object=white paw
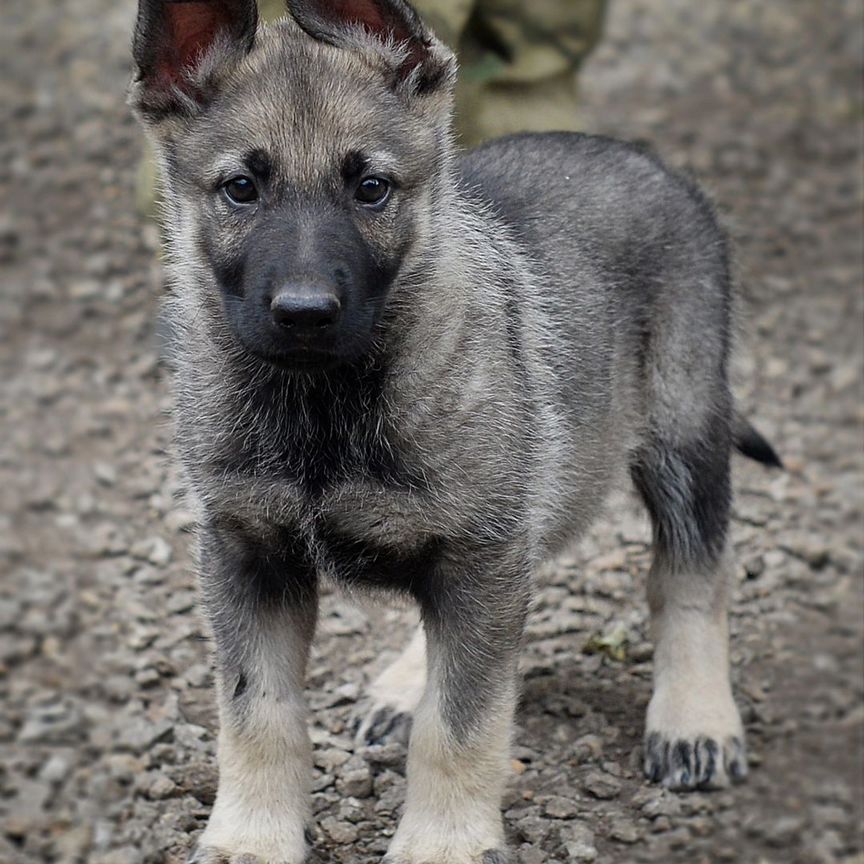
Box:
[644,685,747,790]
[192,807,308,864]
[385,800,507,864]
[354,627,426,747]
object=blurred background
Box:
[0,1,862,863]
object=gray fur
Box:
[131,1,762,860]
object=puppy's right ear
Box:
[131,0,258,120]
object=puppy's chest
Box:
[252,414,437,587]
[276,476,439,593]
[207,372,447,586]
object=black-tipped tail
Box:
[733,414,783,468]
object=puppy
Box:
[130,1,780,861]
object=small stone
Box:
[582,770,621,800]
[518,845,546,864]
[166,590,196,615]
[311,771,335,792]
[609,818,639,844]
[320,815,359,843]
[639,790,682,820]
[146,773,177,800]
[106,753,143,783]
[573,734,604,762]
[686,815,714,837]
[116,717,173,753]
[38,752,73,784]
[517,815,551,844]
[359,742,407,768]
[763,816,803,847]
[93,461,117,486]
[130,536,173,567]
[170,761,218,805]
[135,667,162,687]
[18,701,87,745]
[315,748,351,772]
[183,663,212,688]
[336,766,373,799]
[542,795,579,819]
[560,823,597,861]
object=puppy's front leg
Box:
[190,525,317,864]
[386,546,530,864]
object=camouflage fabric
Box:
[138,0,606,213]
[444,0,607,145]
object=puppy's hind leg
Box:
[355,624,427,747]
[632,423,747,791]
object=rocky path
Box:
[1,1,861,863]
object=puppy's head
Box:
[131,0,456,370]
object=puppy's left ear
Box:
[287,0,455,96]
[131,0,258,120]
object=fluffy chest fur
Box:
[183,360,452,589]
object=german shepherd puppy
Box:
[130,1,780,861]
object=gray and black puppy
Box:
[130,1,781,861]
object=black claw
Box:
[644,732,665,782]
[368,706,391,734]
[695,736,720,787]
[360,705,414,746]
[482,850,512,864]
[726,736,748,781]
[363,705,401,744]
[671,739,693,787]
[381,710,413,744]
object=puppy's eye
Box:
[222,176,258,205]
[355,176,390,208]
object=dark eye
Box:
[222,176,258,205]
[355,176,390,208]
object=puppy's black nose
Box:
[270,288,341,330]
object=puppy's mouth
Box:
[238,331,375,373]
[251,346,347,373]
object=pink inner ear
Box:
[335,0,388,32]
[325,0,427,78]
[157,2,234,87]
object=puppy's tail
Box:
[732,412,783,468]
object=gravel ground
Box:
[1,1,862,863]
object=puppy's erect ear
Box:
[131,0,258,119]
[286,0,454,95]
